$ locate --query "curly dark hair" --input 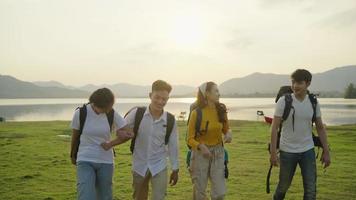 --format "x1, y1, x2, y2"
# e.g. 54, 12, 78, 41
89, 88, 115, 109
